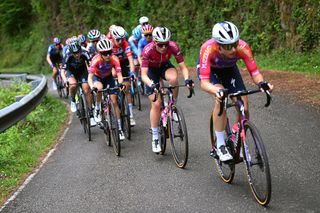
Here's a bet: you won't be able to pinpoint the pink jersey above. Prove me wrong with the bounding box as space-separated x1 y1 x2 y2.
89 54 121 78
199 39 260 80
141 41 184 68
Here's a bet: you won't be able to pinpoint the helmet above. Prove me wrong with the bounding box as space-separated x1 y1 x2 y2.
142 24 154 34
53 37 60 44
69 36 78 43
152 26 171 42
78 34 86 43
212 21 240 44
65 38 71 45
87 29 101 41
69 41 81 53
96 39 113 52
132 28 142 40
111 26 126 39
139 16 149 25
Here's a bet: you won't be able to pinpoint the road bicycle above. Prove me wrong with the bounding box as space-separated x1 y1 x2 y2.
55 65 68 99
74 82 91 141
130 76 142 111
154 84 194 168
210 87 272 206
98 86 121 156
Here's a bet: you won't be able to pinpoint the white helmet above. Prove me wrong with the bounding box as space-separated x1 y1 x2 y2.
96 39 113 52
152 26 171 42
139 16 149 25
111 26 126 39
212 21 240 44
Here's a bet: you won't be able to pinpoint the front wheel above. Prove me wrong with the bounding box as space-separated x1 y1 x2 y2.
81 94 91 141
120 93 131 140
210 114 235 183
169 105 188 168
109 103 121 156
242 120 271 206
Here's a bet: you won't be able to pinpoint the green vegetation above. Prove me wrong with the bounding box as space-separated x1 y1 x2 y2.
0 94 67 203
0 0 319 74
0 81 31 109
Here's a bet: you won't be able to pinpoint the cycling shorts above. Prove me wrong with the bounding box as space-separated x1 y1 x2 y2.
66 70 88 83
145 61 175 95
120 59 130 79
93 75 117 94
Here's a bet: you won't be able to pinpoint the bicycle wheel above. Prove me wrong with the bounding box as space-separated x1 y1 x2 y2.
210 114 235 183
159 119 167 155
242 120 271 206
78 93 87 134
109 103 121 156
120 92 131 140
55 75 63 98
102 110 111 146
169 105 188 168
81 94 91 141
134 81 141 111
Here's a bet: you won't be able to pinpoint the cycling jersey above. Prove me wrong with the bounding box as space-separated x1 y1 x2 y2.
132 25 143 40
198 39 260 81
86 42 98 60
138 37 149 55
62 45 69 58
89 54 121 78
111 39 133 62
128 35 139 57
141 41 184 69
62 50 90 75
47 43 63 64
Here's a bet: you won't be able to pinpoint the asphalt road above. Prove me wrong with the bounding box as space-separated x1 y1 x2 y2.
1 80 320 213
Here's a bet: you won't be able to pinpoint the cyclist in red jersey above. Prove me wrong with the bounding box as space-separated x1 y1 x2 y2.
141 26 194 153
198 21 273 161
88 39 126 141
111 26 137 127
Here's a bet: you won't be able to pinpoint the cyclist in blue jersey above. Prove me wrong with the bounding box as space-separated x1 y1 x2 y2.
86 29 101 60
137 24 154 66
132 16 149 40
47 37 64 90
128 28 142 69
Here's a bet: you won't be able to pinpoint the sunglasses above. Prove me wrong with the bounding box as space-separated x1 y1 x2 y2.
220 41 238 50
156 42 169 49
116 38 123 42
142 22 149 26
73 50 81 55
144 33 152 37
55 43 61 46
101 51 112 56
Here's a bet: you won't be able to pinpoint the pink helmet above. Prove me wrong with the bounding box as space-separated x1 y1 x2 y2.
142 24 154 34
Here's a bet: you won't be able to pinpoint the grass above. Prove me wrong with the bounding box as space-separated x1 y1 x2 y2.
0 94 67 205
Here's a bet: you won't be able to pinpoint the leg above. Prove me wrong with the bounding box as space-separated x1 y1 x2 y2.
164 67 179 99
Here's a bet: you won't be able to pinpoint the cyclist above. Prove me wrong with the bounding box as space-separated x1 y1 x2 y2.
78 34 88 49
87 29 101 60
88 39 126 141
46 37 64 90
61 40 96 126
198 21 273 162
128 28 142 70
141 26 194 153
111 26 137 126
132 16 150 39
137 24 154 65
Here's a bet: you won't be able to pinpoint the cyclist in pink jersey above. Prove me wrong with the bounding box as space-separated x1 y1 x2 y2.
88 39 126 141
141 26 194 153
198 21 273 161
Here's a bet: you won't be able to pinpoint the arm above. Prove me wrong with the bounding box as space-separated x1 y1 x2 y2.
141 67 153 87
88 73 94 89
127 55 135 73
178 61 189 81
46 54 54 69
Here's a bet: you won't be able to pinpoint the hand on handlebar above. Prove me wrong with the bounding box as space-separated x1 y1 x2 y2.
118 83 126 91
150 83 160 93
215 89 228 102
258 81 273 93
90 87 98 94
184 79 194 88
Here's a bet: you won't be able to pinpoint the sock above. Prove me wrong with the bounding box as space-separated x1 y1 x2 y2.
215 131 225 148
128 103 133 118
71 96 75 102
152 127 159 140
96 101 101 110
118 119 122 130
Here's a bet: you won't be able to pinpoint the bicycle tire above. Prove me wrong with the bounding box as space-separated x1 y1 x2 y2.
133 80 142 111
81 94 91 141
242 120 271 206
159 119 167 155
210 114 235 183
109 103 121 156
169 105 188 168
102 108 111 146
120 92 131 140
78 93 87 134
55 75 63 98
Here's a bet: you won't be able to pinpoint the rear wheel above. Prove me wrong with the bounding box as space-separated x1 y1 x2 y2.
120 93 131 140
78 93 87 134
81 94 91 141
169 105 188 168
242 120 271 206
159 119 167 155
210 114 235 183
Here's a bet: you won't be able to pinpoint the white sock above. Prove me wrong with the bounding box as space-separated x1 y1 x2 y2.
128 103 133 118
152 127 159 140
95 102 101 110
118 119 122 130
215 131 225 148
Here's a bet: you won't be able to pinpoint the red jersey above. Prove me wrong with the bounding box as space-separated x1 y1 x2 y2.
141 41 184 69
111 39 132 62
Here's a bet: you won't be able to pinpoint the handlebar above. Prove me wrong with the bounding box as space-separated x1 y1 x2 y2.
152 84 195 102
217 87 272 116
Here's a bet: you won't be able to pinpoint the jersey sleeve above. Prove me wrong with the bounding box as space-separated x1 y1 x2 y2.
237 40 260 76
123 41 133 58
88 55 99 74
170 42 184 64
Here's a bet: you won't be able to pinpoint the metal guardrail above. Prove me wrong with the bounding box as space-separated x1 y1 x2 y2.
0 73 48 133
